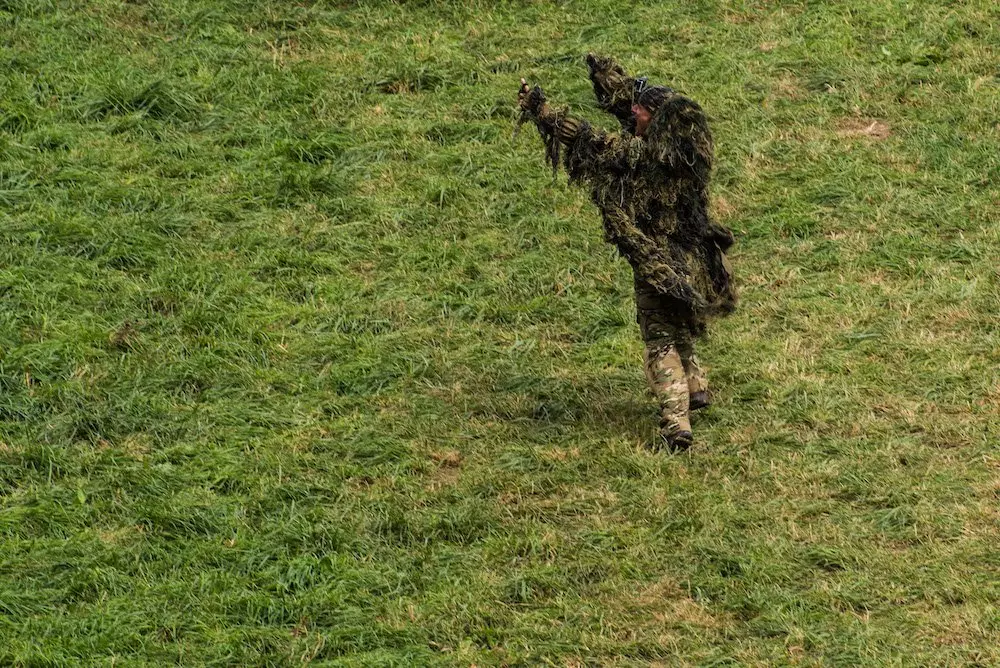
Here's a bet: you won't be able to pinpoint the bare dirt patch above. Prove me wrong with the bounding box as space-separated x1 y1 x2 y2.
425 450 463 490
712 195 737 221
635 577 727 629
836 118 891 140
773 73 805 100
429 450 462 468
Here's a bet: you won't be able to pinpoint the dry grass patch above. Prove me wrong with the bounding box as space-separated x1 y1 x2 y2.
836 118 891 140
712 194 737 221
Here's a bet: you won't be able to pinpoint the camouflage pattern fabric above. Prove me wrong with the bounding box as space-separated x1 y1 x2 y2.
635 279 709 398
522 55 737 446
637 298 705 439
529 55 737 329
680 344 708 395
643 339 691 439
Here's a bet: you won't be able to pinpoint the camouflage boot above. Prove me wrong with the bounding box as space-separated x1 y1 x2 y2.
644 341 693 451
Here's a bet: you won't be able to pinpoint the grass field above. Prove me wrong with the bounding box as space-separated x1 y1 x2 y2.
1 0 999 664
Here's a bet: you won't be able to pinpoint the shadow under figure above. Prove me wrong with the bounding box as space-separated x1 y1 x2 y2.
517 54 737 452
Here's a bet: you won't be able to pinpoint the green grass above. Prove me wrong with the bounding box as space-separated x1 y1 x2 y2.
1 0 999 664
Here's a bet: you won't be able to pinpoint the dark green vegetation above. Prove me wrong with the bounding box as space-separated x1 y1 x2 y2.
1 0 998 664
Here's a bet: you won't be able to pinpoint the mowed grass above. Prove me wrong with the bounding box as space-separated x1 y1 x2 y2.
1 0 998 664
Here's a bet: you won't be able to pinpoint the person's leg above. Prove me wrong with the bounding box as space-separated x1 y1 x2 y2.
675 333 711 410
634 282 695 450
643 337 692 450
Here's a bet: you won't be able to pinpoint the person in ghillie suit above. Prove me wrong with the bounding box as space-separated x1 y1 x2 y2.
517 54 737 451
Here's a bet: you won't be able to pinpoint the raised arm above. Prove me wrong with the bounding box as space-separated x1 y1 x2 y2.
517 83 706 305
517 79 642 177
586 53 639 130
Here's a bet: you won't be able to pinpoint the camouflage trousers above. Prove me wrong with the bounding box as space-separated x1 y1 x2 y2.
636 307 708 439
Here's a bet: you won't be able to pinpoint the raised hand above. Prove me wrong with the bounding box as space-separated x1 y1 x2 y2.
517 78 547 118
586 53 636 130
586 53 628 101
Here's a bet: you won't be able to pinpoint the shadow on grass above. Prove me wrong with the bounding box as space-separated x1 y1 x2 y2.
458 371 657 441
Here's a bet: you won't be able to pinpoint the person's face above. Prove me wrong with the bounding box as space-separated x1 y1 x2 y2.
632 103 653 137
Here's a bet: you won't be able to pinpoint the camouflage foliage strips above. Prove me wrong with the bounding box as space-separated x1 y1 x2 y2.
1 0 999 664
519 54 737 448
523 54 736 323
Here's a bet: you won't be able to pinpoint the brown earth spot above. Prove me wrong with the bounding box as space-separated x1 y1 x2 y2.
637 577 724 629
426 450 463 491
836 118 891 140
773 74 805 100
722 11 755 24
430 450 462 467
712 195 737 221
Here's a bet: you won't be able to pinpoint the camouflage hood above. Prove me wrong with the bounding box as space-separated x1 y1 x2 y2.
642 91 714 185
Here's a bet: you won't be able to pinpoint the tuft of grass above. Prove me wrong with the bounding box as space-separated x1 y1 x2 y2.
85 79 203 122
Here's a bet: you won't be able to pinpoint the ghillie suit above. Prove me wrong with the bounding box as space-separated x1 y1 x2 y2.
518 55 736 450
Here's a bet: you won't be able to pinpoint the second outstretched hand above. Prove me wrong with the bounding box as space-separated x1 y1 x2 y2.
517 78 547 119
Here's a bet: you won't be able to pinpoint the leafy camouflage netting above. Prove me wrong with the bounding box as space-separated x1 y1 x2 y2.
521 55 736 330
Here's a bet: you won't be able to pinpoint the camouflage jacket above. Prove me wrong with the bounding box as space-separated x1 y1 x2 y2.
530 57 737 325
